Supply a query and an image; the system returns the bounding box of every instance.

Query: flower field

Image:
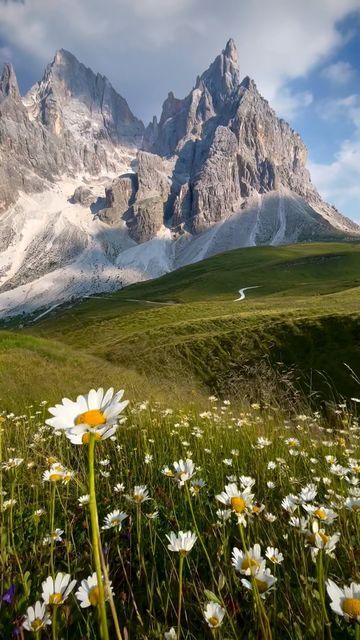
[0,388,359,639]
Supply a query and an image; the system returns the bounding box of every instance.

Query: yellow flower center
[82,431,102,445]
[209,616,219,627]
[255,578,269,593]
[49,473,63,482]
[76,409,106,428]
[314,509,327,520]
[252,505,262,514]
[31,618,43,631]
[342,598,360,618]
[133,494,143,503]
[242,558,260,571]
[89,586,100,606]
[49,592,63,605]
[231,496,246,513]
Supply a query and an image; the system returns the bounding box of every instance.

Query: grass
[0,394,359,638]
[0,242,359,638]
[0,241,359,410]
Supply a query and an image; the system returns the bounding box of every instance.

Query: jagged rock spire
[0,63,20,100]
[200,38,240,108]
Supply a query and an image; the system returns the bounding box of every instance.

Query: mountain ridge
[0,39,358,318]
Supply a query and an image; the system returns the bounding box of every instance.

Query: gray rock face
[127,196,164,243]
[0,64,20,100]
[25,49,144,146]
[0,50,144,212]
[71,186,94,207]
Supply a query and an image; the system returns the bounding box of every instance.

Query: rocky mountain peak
[0,63,20,100]
[199,38,240,108]
[24,49,144,145]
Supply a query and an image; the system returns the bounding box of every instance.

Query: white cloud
[0,0,358,122]
[271,89,313,120]
[310,137,360,221]
[310,94,360,221]
[321,60,356,84]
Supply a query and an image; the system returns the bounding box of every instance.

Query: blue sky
[0,0,359,221]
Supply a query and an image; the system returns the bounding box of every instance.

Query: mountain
[0,41,358,318]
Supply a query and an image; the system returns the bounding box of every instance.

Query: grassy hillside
[1,241,360,409]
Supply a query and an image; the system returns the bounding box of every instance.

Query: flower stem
[52,606,57,640]
[88,433,109,640]
[177,554,184,640]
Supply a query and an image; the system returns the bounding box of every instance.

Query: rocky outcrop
[24,49,144,146]
[71,186,94,207]
[0,63,20,100]
[127,196,164,243]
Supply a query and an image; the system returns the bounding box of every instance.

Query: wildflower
[203,602,225,628]
[305,521,340,556]
[299,484,317,503]
[2,585,16,604]
[216,483,254,519]
[46,388,128,444]
[172,459,196,486]
[265,547,284,564]
[164,628,177,639]
[41,573,76,605]
[102,510,128,531]
[190,479,206,495]
[78,494,90,507]
[326,579,360,622]
[42,529,64,545]
[114,482,125,493]
[281,496,298,513]
[232,544,264,575]
[144,453,153,464]
[239,476,256,489]
[216,508,232,522]
[303,504,338,523]
[166,530,197,555]
[1,458,24,470]
[264,512,277,522]
[126,485,150,504]
[161,465,174,477]
[345,497,360,512]
[285,437,300,447]
[289,516,309,531]
[241,564,277,597]
[256,437,272,448]
[2,499,16,511]
[22,601,51,632]
[75,572,113,608]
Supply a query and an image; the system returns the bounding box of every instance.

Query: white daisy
[46,388,128,445]
[232,544,264,575]
[172,459,196,486]
[241,563,277,598]
[41,573,76,605]
[203,601,225,628]
[303,504,338,523]
[22,601,51,632]
[102,510,128,531]
[265,547,284,564]
[75,572,113,608]
[126,485,150,503]
[216,483,254,516]
[166,530,197,555]
[326,579,360,622]
[164,628,177,639]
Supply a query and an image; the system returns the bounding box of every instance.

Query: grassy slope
[1,242,360,409]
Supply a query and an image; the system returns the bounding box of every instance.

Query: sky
[0,0,359,221]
